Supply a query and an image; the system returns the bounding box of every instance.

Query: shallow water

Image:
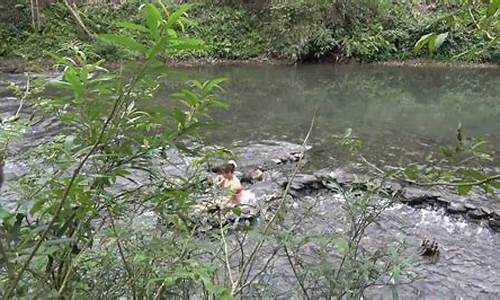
[253,190,500,299]
[371,205,500,299]
[152,64,500,298]
[152,63,500,169]
[1,64,500,298]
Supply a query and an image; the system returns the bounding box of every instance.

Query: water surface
[153,63,500,168]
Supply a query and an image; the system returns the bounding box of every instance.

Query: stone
[313,168,335,180]
[329,167,356,184]
[383,181,403,194]
[251,169,264,181]
[290,182,305,190]
[403,186,440,200]
[403,196,436,206]
[294,174,319,185]
[401,187,439,206]
[279,174,321,191]
[435,197,451,207]
[232,140,308,170]
[249,181,281,202]
[446,202,467,214]
[491,210,500,220]
[464,203,477,211]
[488,219,500,232]
[467,209,486,219]
[290,152,303,160]
[481,207,493,216]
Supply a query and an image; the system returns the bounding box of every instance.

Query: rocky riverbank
[2,88,500,298]
[218,140,500,233]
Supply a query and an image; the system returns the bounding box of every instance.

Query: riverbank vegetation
[0,0,499,69]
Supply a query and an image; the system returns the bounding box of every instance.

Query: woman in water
[214,160,243,206]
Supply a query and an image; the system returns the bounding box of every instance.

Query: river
[1,63,500,298]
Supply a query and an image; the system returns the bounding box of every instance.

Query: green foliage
[1,0,497,64]
[415,0,500,61]
[277,176,411,298]
[0,4,231,298]
[184,6,266,59]
[415,32,449,53]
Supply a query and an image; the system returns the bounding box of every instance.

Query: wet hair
[211,161,236,174]
[222,163,235,174]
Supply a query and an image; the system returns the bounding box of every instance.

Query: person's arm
[214,175,224,187]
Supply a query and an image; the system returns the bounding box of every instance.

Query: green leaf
[30,198,46,214]
[432,32,448,51]
[231,207,242,216]
[209,99,229,109]
[392,264,401,282]
[173,89,200,106]
[166,28,177,39]
[439,145,452,157]
[334,238,349,254]
[203,78,227,92]
[218,289,236,300]
[404,167,418,181]
[166,4,192,29]
[463,169,487,181]
[487,0,500,17]
[458,184,472,195]
[414,33,434,52]
[44,238,74,246]
[170,37,205,51]
[115,21,149,33]
[47,52,77,68]
[0,205,11,220]
[490,180,500,189]
[99,34,146,54]
[64,135,76,153]
[64,70,84,98]
[171,109,186,126]
[145,4,162,40]
[147,36,169,59]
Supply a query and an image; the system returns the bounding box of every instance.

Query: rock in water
[447,202,467,214]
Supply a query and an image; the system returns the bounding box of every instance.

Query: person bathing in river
[214,160,243,206]
[213,160,257,208]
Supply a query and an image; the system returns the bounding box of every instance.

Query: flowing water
[1,64,500,298]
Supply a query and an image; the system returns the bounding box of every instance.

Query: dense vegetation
[1,0,499,67]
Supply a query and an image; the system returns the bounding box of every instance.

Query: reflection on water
[152,63,500,167]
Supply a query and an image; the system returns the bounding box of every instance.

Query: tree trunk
[63,0,94,40]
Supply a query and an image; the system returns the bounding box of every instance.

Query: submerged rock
[233,140,309,171]
[280,174,321,191]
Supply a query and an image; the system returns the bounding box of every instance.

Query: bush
[180,5,266,59]
[0,0,496,64]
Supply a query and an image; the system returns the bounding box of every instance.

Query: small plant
[0,4,229,298]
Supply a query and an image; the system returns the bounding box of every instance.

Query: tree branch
[231,114,315,295]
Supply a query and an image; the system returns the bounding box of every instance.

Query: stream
[1,63,500,298]
[151,63,500,170]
